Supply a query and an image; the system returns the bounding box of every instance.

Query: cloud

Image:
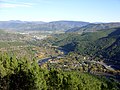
[0,0,34,8]
[0,3,32,8]
[0,0,9,1]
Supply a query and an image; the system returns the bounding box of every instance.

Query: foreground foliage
[0,53,119,90]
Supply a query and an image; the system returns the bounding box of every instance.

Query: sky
[0,0,120,22]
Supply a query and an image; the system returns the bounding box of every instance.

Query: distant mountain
[0,20,46,31]
[0,20,89,31]
[0,20,46,24]
[66,23,120,33]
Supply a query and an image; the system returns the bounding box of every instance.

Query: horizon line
[0,20,120,23]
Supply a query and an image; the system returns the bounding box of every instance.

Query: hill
[0,20,89,32]
[0,53,119,90]
[66,22,120,33]
[44,27,120,66]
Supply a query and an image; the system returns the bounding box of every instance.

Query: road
[38,47,68,65]
[38,57,51,65]
[38,47,115,71]
[38,55,65,66]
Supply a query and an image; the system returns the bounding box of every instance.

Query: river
[38,47,68,65]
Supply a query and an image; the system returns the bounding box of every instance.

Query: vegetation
[0,23,120,89]
[66,23,120,33]
[45,28,120,64]
[0,53,119,90]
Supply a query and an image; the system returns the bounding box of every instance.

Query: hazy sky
[0,0,120,22]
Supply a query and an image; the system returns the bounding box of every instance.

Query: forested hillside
[44,28,120,65]
[66,23,120,33]
[0,53,119,90]
[0,22,120,90]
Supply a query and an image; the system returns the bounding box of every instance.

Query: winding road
[38,47,115,71]
[38,47,68,65]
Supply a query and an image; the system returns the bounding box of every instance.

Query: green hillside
[66,23,120,33]
[44,28,120,65]
[0,53,119,90]
[0,22,120,89]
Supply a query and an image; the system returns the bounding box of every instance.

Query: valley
[0,21,120,89]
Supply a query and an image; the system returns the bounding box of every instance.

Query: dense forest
[0,53,120,90]
[44,28,120,65]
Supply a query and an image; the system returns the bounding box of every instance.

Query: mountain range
[66,23,120,33]
[1,20,120,33]
[0,20,89,31]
